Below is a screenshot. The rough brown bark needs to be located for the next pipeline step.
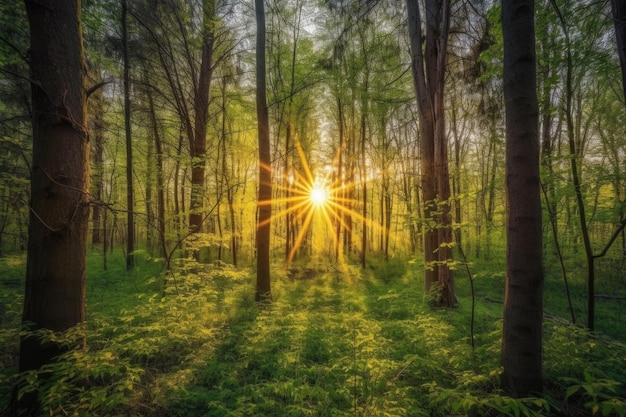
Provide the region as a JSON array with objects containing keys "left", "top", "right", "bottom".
[
  {"left": 255, "top": 0, "right": 272, "bottom": 302},
  {"left": 501, "top": 0, "right": 544, "bottom": 397},
  {"left": 406, "top": 0, "right": 455, "bottom": 306},
  {"left": 18, "top": 0, "right": 88, "bottom": 413}
]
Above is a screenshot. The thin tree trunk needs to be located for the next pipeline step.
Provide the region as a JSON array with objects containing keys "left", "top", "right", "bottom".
[
  {"left": 122, "top": 0, "right": 135, "bottom": 270},
  {"left": 146, "top": 84, "right": 167, "bottom": 259},
  {"left": 611, "top": 0, "right": 626, "bottom": 106},
  {"left": 146, "top": 119, "right": 154, "bottom": 251},
  {"left": 255, "top": 0, "right": 272, "bottom": 302},
  {"left": 360, "top": 104, "right": 368, "bottom": 268},
  {"left": 550, "top": 0, "right": 595, "bottom": 330},
  {"left": 285, "top": 121, "right": 293, "bottom": 260},
  {"left": 335, "top": 96, "right": 345, "bottom": 261},
  {"left": 88, "top": 69, "right": 105, "bottom": 246}
]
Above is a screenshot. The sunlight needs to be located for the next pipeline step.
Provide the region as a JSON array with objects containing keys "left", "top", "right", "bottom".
[
  {"left": 309, "top": 182, "right": 329, "bottom": 207},
  {"left": 258, "top": 141, "right": 385, "bottom": 266}
]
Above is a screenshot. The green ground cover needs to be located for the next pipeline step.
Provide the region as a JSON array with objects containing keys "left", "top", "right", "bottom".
[{"left": 0, "top": 250, "right": 625, "bottom": 416}]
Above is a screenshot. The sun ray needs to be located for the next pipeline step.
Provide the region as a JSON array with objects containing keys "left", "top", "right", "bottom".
[{"left": 257, "top": 138, "right": 388, "bottom": 267}]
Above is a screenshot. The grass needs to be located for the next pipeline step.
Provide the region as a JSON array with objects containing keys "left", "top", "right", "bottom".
[{"left": 0, "top": 248, "right": 625, "bottom": 416}]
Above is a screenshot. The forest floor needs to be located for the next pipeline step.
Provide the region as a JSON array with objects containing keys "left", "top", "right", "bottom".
[{"left": 0, "top": 250, "right": 625, "bottom": 416}]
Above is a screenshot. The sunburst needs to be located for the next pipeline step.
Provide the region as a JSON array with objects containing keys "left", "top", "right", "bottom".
[{"left": 259, "top": 141, "right": 380, "bottom": 266}]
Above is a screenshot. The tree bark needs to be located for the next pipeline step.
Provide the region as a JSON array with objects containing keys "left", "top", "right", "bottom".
[
  {"left": 122, "top": 0, "right": 135, "bottom": 270},
  {"left": 611, "top": 0, "right": 626, "bottom": 260},
  {"left": 406, "top": 0, "right": 455, "bottom": 306},
  {"left": 189, "top": 0, "right": 215, "bottom": 232},
  {"left": 611, "top": 0, "right": 626, "bottom": 104},
  {"left": 335, "top": 96, "right": 345, "bottom": 261},
  {"left": 146, "top": 83, "right": 168, "bottom": 259},
  {"left": 255, "top": 0, "right": 272, "bottom": 302},
  {"left": 501, "top": 0, "right": 544, "bottom": 397},
  {"left": 18, "top": 0, "right": 88, "bottom": 413},
  {"left": 87, "top": 67, "right": 105, "bottom": 246}
]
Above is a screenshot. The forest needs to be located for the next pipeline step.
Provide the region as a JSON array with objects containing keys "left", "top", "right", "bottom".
[{"left": 0, "top": 0, "right": 625, "bottom": 415}]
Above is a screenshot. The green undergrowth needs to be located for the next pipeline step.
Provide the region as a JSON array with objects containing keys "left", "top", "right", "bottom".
[{"left": 0, "top": 251, "right": 625, "bottom": 416}]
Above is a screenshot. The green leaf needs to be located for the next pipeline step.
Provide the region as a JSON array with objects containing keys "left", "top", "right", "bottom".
[{"left": 566, "top": 385, "right": 581, "bottom": 399}]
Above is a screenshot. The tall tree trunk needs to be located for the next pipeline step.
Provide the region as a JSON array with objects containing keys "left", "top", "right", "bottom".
[
  {"left": 450, "top": 93, "right": 463, "bottom": 249},
  {"left": 174, "top": 129, "right": 184, "bottom": 243},
  {"left": 88, "top": 68, "right": 105, "bottom": 246},
  {"left": 285, "top": 120, "right": 293, "bottom": 260},
  {"left": 335, "top": 96, "right": 345, "bottom": 261},
  {"left": 189, "top": 0, "right": 215, "bottom": 232},
  {"left": 17, "top": 1, "right": 88, "bottom": 413},
  {"left": 611, "top": 0, "right": 626, "bottom": 257},
  {"left": 146, "top": 85, "right": 167, "bottom": 259},
  {"left": 406, "top": 0, "right": 455, "bottom": 306},
  {"left": 612, "top": 0, "right": 626, "bottom": 103},
  {"left": 501, "top": 0, "right": 544, "bottom": 397},
  {"left": 122, "top": 0, "right": 135, "bottom": 270},
  {"left": 360, "top": 102, "right": 368, "bottom": 268},
  {"left": 550, "top": 0, "right": 595, "bottom": 330},
  {"left": 255, "top": 0, "right": 272, "bottom": 302}
]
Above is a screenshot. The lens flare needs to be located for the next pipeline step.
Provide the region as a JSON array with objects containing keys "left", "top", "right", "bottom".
[{"left": 259, "top": 141, "right": 384, "bottom": 266}]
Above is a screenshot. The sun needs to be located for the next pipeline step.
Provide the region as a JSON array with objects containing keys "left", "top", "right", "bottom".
[
  {"left": 258, "top": 140, "right": 381, "bottom": 266},
  {"left": 309, "top": 183, "right": 329, "bottom": 207}
]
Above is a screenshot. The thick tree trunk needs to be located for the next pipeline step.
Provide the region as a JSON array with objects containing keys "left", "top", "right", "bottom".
[
  {"left": 406, "top": 0, "right": 455, "bottom": 306},
  {"left": 255, "top": 0, "right": 272, "bottom": 302},
  {"left": 501, "top": 0, "right": 544, "bottom": 397},
  {"left": 18, "top": 0, "right": 88, "bottom": 413}
]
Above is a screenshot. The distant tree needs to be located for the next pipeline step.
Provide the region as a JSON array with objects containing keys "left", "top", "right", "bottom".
[
  {"left": 122, "top": 0, "right": 135, "bottom": 270},
  {"left": 133, "top": 0, "right": 215, "bottom": 235},
  {"left": 16, "top": 0, "right": 88, "bottom": 413},
  {"left": 255, "top": 0, "right": 272, "bottom": 301},
  {"left": 612, "top": 0, "right": 626, "bottom": 103},
  {"left": 501, "top": 0, "right": 544, "bottom": 397},
  {"left": 0, "top": 1, "right": 31, "bottom": 255},
  {"left": 144, "top": 75, "right": 168, "bottom": 259}
]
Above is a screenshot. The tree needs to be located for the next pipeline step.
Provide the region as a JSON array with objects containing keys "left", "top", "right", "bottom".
[
  {"left": 501, "top": 0, "right": 544, "bottom": 397},
  {"left": 611, "top": 0, "right": 626, "bottom": 253},
  {"left": 255, "top": 0, "right": 272, "bottom": 302},
  {"left": 122, "top": 0, "right": 135, "bottom": 270},
  {"left": 190, "top": 0, "right": 215, "bottom": 233},
  {"left": 16, "top": 0, "right": 88, "bottom": 413},
  {"left": 612, "top": 0, "right": 626, "bottom": 103},
  {"left": 405, "top": 0, "right": 456, "bottom": 307},
  {"left": 133, "top": 0, "right": 215, "bottom": 235}
]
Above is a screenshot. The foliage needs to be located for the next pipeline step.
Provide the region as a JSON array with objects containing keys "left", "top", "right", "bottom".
[{"left": 1, "top": 252, "right": 625, "bottom": 416}]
